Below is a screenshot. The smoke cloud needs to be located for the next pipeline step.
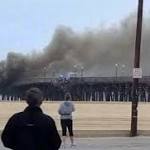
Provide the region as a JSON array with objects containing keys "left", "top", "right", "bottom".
[{"left": 1, "top": 13, "right": 150, "bottom": 87}]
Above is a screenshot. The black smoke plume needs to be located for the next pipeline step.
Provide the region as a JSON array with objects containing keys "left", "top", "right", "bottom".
[{"left": 0, "top": 13, "right": 150, "bottom": 87}]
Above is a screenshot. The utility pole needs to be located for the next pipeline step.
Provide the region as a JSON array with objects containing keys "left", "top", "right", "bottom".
[{"left": 131, "top": 0, "right": 143, "bottom": 136}]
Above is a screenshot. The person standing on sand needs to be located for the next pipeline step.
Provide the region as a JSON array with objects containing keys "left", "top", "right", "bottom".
[{"left": 58, "top": 93, "right": 75, "bottom": 147}]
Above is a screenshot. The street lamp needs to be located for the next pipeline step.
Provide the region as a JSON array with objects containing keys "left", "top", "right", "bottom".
[
  {"left": 80, "top": 66, "right": 84, "bottom": 78},
  {"left": 73, "top": 65, "right": 78, "bottom": 77},
  {"left": 43, "top": 67, "right": 47, "bottom": 81},
  {"left": 115, "top": 64, "right": 119, "bottom": 81},
  {"left": 73, "top": 64, "right": 84, "bottom": 78},
  {"left": 121, "top": 64, "right": 126, "bottom": 76}
]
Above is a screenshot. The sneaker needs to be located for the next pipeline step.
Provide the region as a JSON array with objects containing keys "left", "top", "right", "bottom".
[
  {"left": 71, "top": 144, "right": 76, "bottom": 148},
  {"left": 61, "top": 144, "right": 66, "bottom": 149}
]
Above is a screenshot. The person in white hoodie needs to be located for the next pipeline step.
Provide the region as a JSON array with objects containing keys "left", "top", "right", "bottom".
[{"left": 58, "top": 93, "right": 75, "bottom": 147}]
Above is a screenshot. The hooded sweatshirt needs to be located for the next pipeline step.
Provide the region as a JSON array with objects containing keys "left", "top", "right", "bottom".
[{"left": 58, "top": 101, "right": 75, "bottom": 120}]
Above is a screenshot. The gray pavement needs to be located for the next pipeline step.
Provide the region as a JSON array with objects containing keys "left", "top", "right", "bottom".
[{"left": 1, "top": 136, "right": 150, "bottom": 150}]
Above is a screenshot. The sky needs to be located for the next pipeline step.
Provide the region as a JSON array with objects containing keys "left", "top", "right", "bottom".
[{"left": 0, "top": 0, "right": 150, "bottom": 61}]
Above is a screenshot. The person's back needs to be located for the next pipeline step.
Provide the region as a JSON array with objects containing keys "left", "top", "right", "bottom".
[
  {"left": 1, "top": 87, "right": 61, "bottom": 150},
  {"left": 58, "top": 101, "right": 75, "bottom": 120},
  {"left": 58, "top": 93, "right": 75, "bottom": 147}
]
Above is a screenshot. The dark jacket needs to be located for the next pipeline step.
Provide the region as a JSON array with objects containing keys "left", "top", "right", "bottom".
[{"left": 1, "top": 106, "right": 61, "bottom": 150}]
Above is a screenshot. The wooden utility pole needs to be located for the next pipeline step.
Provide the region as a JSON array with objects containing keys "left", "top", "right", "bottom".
[{"left": 131, "top": 0, "right": 143, "bottom": 136}]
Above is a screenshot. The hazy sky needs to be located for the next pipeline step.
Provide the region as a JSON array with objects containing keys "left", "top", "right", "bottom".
[{"left": 0, "top": 0, "right": 150, "bottom": 60}]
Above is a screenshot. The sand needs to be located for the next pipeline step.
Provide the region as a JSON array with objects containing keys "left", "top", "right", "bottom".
[{"left": 0, "top": 101, "right": 150, "bottom": 132}]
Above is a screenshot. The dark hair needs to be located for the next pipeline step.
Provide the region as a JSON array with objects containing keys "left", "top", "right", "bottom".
[
  {"left": 25, "top": 87, "right": 43, "bottom": 106},
  {"left": 65, "top": 93, "right": 71, "bottom": 101}
]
